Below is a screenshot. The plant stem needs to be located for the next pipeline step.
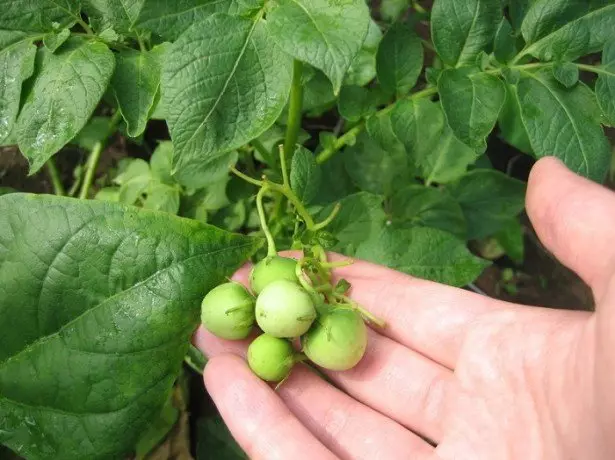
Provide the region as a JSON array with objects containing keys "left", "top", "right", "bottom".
[
  {"left": 79, "top": 142, "right": 104, "bottom": 199},
  {"left": 230, "top": 166, "right": 264, "bottom": 187},
  {"left": 257, "top": 187, "right": 277, "bottom": 256},
  {"left": 279, "top": 145, "right": 290, "bottom": 188},
  {"left": 577, "top": 63, "right": 615, "bottom": 77},
  {"left": 312, "top": 202, "right": 341, "bottom": 231},
  {"left": 337, "top": 294, "right": 386, "bottom": 328},
  {"left": 283, "top": 60, "right": 304, "bottom": 161},
  {"left": 412, "top": 1, "right": 427, "bottom": 14},
  {"left": 78, "top": 111, "right": 121, "bottom": 199},
  {"left": 46, "top": 158, "right": 65, "bottom": 196},
  {"left": 136, "top": 33, "right": 147, "bottom": 52},
  {"left": 316, "top": 86, "right": 438, "bottom": 164},
  {"left": 76, "top": 17, "right": 94, "bottom": 35}
]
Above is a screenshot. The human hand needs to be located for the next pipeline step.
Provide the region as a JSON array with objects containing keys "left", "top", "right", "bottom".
[{"left": 194, "top": 157, "right": 615, "bottom": 460}]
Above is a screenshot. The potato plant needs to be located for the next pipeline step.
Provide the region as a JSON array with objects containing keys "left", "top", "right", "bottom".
[{"left": 1, "top": 0, "right": 614, "bottom": 458}]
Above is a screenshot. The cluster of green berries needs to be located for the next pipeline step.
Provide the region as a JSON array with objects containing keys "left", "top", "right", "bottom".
[{"left": 200, "top": 255, "right": 368, "bottom": 382}]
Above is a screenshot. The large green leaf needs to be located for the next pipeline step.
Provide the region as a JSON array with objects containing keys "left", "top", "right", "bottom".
[
  {"left": 0, "top": 0, "right": 80, "bottom": 32},
  {"left": 438, "top": 68, "right": 506, "bottom": 150},
  {"left": 318, "top": 192, "right": 386, "bottom": 252},
  {"left": 345, "top": 127, "right": 409, "bottom": 197},
  {"left": 135, "top": 0, "right": 255, "bottom": 41},
  {"left": 446, "top": 169, "right": 526, "bottom": 239},
  {"left": 0, "top": 38, "right": 36, "bottom": 143},
  {"left": 431, "top": 0, "right": 501, "bottom": 67},
  {"left": 498, "top": 82, "right": 532, "bottom": 154},
  {"left": 355, "top": 226, "right": 489, "bottom": 286},
  {"left": 516, "top": 70, "right": 611, "bottom": 182},
  {"left": 389, "top": 99, "right": 479, "bottom": 184},
  {"left": 267, "top": 0, "right": 370, "bottom": 94},
  {"left": 376, "top": 21, "right": 423, "bottom": 97},
  {"left": 596, "top": 40, "right": 615, "bottom": 126},
  {"left": 0, "top": 194, "right": 261, "bottom": 459},
  {"left": 83, "top": 0, "right": 145, "bottom": 34},
  {"left": 197, "top": 415, "right": 247, "bottom": 460},
  {"left": 162, "top": 14, "right": 292, "bottom": 189},
  {"left": 344, "top": 18, "right": 382, "bottom": 87},
  {"left": 381, "top": 0, "right": 410, "bottom": 22},
  {"left": 16, "top": 38, "right": 115, "bottom": 174},
  {"left": 521, "top": 0, "right": 615, "bottom": 61},
  {"left": 389, "top": 185, "right": 467, "bottom": 238},
  {"left": 493, "top": 17, "right": 517, "bottom": 63},
  {"left": 111, "top": 45, "right": 166, "bottom": 138}
]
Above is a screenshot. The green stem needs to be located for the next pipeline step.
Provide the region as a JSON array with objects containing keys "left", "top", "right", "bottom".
[
  {"left": 283, "top": 60, "right": 304, "bottom": 161},
  {"left": 79, "top": 142, "right": 103, "bottom": 200},
  {"left": 46, "top": 158, "right": 65, "bottom": 196},
  {"left": 336, "top": 294, "right": 386, "bottom": 328},
  {"left": 230, "top": 166, "right": 264, "bottom": 187},
  {"left": 76, "top": 17, "right": 94, "bottom": 35},
  {"left": 279, "top": 145, "right": 290, "bottom": 188},
  {"left": 136, "top": 33, "right": 147, "bottom": 52},
  {"left": 577, "top": 63, "right": 615, "bottom": 77},
  {"left": 412, "top": 1, "right": 427, "bottom": 14},
  {"left": 257, "top": 187, "right": 277, "bottom": 256},
  {"left": 312, "top": 202, "right": 341, "bottom": 231},
  {"left": 78, "top": 111, "right": 121, "bottom": 200},
  {"left": 316, "top": 86, "right": 438, "bottom": 164}
]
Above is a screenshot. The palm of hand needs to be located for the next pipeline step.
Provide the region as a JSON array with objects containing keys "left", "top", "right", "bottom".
[{"left": 195, "top": 158, "right": 614, "bottom": 460}]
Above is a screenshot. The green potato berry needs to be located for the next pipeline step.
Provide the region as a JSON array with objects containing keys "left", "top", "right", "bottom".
[
  {"left": 249, "top": 256, "right": 298, "bottom": 295},
  {"left": 201, "top": 282, "right": 255, "bottom": 340},
  {"left": 248, "top": 333, "right": 296, "bottom": 382},
  {"left": 302, "top": 308, "right": 367, "bottom": 371},
  {"left": 255, "top": 280, "right": 316, "bottom": 338}
]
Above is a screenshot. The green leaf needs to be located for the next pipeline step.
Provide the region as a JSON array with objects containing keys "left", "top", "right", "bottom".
[
  {"left": 344, "top": 19, "right": 382, "bottom": 87},
  {"left": 516, "top": 70, "right": 611, "bottom": 182},
  {"left": 135, "top": 0, "right": 253, "bottom": 41},
  {"left": 596, "top": 40, "right": 615, "bottom": 126},
  {"left": 83, "top": 0, "right": 145, "bottom": 34},
  {"left": 338, "top": 85, "right": 377, "bottom": 122},
  {"left": 143, "top": 182, "right": 181, "bottom": 214},
  {"left": 508, "top": 0, "right": 532, "bottom": 31},
  {"left": 345, "top": 128, "right": 409, "bottom": 197},
  {"left": 376, "top": 21, "right": 423, "bottom": 97},
  {"left": 290, "top": 146, "right": 321, "bottom": 205},
  {"left": 0, "top": 38, "right": 36, "bottom": 144},
  {"left": 302, "top": 70, "right": 336, "bottom": 116},
  {"left": 381, "top": 0, "right": 410, "bottom": 22},
  {"left": 438, "top": 68, "right": 506, "bottom": 150},
  {"left": 43, "top": 28, "right": 71, "bottom": 53},
  {"left": 390, "top": 185, "right": 467, "bottom": 238},
  {"left": 162, "top": 14, "right": 291, "bottom": 188},
  {"left": 446, "top": 169, "right": 526, "bottom": 239},
  {"left": 111, "top": 44, "right": 166, "bottom": 138},
  {"left": 0, "top": 193, "right": 261, "bottom": 459},
  {"left": 495, "top": 218, "right": 524, "bottom": 264},
  {"left": 431, "top": 0, "right": 501, "bottom": 67},
  {"left": 72, "top": 116, "right": 111, "bottom": 151},
  {"left": 389, "top": 99, "right": 479, "bottom": 184},
  {"left": 493, "top": 17, "right": 517, "bottom": 63},
  {"left": 150, "top": 141, "right": 175, "bottom": 184},
  {"left": 498, "top": 83, "right": 532, "bottom": 154},
  {"left": 521, "top": 0, "right": 615, "bottom": 61},
  {"left": 552, "top": 61, "right": 579, "bottom": 88},
  {"left": 0, "top": 0, "right": 80, "bottom": 32},
  {"left": 318, "top": 192, "right": 386, "bottom": 251},
  {"left": 267, "top": 0, "right": 370, "bottom": 94},
  {"left": 16, "top": 38, "right": 115, "bottom": 174},
  {"left": 355, "top": 226, "right": 489, "bottom": 286},
  {"left": 115, "top": 158, "right": 152, "bottom": 204},
  {"left": 197, "top": 415, "right": 247, "bottom": 459},
  {"left": 134, "top": 392, "right": 178, "bottom": 460}
]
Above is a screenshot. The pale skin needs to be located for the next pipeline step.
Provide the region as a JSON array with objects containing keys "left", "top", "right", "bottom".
[{"left": 194, "top": 157, "right": 615, "bottom": 459}]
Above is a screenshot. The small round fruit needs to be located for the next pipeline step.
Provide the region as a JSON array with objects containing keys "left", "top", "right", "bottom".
[
  {"left": 302, "top": 308, "right": 367, "bottom": 371},
  {"left": 255, "top": 280, "right": 316, "bottom": 338},
  {"left": 248, "top": 334, "right": 296, "bottom": 382},
  {"left": 201, "top": 282, "right": 255, "bottom": 340},
  {"left": 249, "top": 256, "right": 298, "bottom": 295}
]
